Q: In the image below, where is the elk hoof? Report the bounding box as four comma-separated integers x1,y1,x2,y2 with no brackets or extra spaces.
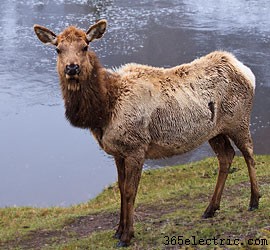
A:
114,232,122,239
202,205,219,218
116,241,129,247
202,213,214,219
249,194,261,211
248,205,259,211
202,210,215,218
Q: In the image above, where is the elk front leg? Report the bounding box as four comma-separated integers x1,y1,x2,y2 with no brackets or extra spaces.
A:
116,154,144,247
114,157,125,239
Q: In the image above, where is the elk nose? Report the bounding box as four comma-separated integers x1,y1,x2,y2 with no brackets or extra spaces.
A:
65,64,80,76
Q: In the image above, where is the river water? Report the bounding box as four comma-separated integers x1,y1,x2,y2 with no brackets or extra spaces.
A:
0,0,269,207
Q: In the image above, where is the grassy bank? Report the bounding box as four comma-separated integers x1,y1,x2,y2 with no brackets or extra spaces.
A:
0,155,270,249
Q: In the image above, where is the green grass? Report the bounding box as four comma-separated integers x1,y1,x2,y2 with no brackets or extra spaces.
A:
0,155,270,249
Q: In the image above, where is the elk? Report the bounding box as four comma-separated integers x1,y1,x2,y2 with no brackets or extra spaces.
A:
34,20,260,247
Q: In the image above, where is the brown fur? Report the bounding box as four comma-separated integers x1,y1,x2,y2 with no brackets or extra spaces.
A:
34,21,260,247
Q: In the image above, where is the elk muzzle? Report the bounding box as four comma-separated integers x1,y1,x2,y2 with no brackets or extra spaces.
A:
65,64,80,76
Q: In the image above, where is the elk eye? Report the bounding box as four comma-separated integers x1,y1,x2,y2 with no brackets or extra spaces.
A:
55,48,61,54
82,46,88,52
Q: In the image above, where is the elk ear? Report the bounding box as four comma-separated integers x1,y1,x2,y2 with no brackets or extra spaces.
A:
86,19,107,42
33,25,57,45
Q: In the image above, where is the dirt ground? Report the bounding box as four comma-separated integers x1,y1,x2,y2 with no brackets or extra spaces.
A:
2,200,183,249
2,177,269,250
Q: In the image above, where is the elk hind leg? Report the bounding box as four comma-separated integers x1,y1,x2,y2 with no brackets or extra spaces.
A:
230,131,261,211
203,134,235,218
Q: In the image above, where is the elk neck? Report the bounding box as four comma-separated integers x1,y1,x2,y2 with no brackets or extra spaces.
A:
59,51,119,134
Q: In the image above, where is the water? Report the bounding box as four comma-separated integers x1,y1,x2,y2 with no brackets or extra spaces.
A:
0,0,269,207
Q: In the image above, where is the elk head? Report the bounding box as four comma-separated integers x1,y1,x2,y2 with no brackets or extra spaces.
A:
33,20,107,91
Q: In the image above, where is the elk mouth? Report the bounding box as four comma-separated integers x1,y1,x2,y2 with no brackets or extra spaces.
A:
67,83,80,91
65,76,81,91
